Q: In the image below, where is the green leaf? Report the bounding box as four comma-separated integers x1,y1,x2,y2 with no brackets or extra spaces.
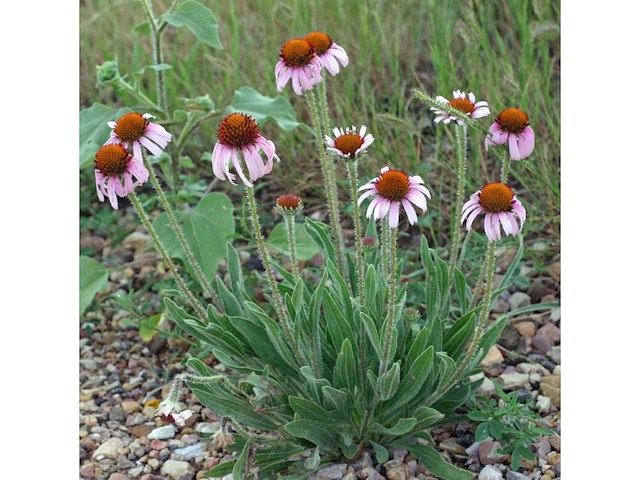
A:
266,222,320,261
371,442,389,464
372,417,417,436
226,86,302,131
163,0,223,48
466,411,488,422
153,192,235,282
232,441,249,480
304,447,321,469
284,419,336,449
404,444,473,480
79,255,109,315
475,423,489,442
139,313,161,341
79,103,130,168
488,418,503,440
133,63,173,78
379,362,401,401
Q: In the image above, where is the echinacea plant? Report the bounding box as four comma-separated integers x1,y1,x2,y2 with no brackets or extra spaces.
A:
85,4,546,478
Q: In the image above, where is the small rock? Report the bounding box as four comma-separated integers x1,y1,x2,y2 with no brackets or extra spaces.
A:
505,472,529,480
549,346,561,364
109,406,127,422
128,466,144,477
160,460,194,480
194,422,219,434
122,400,141,414
93,437,124,460
175,443,207,460
508,292,531,311
499,324,520,350
384,460,409,480
540,375,560,388
547,451,560,466
549,308,560,322
515,389,532,403
150,439,168,450
479,439,508,465
80,465,95,478
312,464,347,480
439,438,466,455
540,384,560,407
535,437,552,458
548,434,561,451
352,451,373,471
497,372,530,390
540,476,552,480
342,473,357,480
148,425,176,440
514,321,536,337
532,333,553,354
536,395,552,413
478,377,496,396
109,474,131,480
528,278,555,303
481,345,504,367
130,424,155,438
478,464,504,480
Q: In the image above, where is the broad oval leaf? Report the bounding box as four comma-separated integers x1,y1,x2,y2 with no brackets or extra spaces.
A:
79,103,130,168
80,255,109,315
226,86,302,131
163,0,223,48
266,222,320,261
152,192,235,283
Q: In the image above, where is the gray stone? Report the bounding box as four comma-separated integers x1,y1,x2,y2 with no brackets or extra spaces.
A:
92,437,123,460
479,439,508,465
194,422,220,434
508,292,531,311
109,406,127,422
312,464,348,480
147,424,176,440
506,472,530,480
549,346,561,364
497,372,530,390
352,451,373,471
160,459,194,480
478,465,504,480
174,442,207,460
550,308,561,322
384,460,409,480
439,438,466,455
536,395,552,414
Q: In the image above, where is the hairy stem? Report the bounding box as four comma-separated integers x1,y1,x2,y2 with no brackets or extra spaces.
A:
129,191,208,323
306,89,345,275
142,154,224,312
246,186,303,366
379,226,398,375
346,160,365,304
500,150,510,184
447,123,468,295
283,213,300,282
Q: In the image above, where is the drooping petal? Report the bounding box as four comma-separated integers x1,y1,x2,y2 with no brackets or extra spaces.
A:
388,202,400,228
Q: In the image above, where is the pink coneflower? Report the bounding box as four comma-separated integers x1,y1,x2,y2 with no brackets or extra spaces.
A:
275,38,324,95
211,113,279,187
431,90,490,125
325,125,375,159
94,144,149,210
485,108,535,160
105,112,172,160
156,402,193,428
460,183,526,242
358,166,431,228
304,32,349,76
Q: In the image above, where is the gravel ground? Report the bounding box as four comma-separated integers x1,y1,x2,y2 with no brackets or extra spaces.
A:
80,226,560,480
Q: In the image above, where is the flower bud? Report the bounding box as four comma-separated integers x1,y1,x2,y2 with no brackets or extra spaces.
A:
96,60,120,85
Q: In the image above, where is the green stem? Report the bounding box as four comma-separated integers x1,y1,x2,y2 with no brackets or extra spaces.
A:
142,154,224,312
246,186,303,366
116,78,163,112
305,89,345,275
428,241,496,404
447,123,468,294
500,150,510,184
379,227,398,375
381,217,390,278
283,213,300,282
141,0,167,115
346,160,365,304
128,191,208,323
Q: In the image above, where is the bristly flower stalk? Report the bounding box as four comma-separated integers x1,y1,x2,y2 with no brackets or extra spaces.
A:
142,153,224,311
128,191,208,324
447,123,469,292
275,195,303,283
246,186,303,366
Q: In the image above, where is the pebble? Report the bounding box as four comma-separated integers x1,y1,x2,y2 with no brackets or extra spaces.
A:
548,434,561,451
479,439,508,465
550,308,560,322
549,346,561,364
478,464,504,480
515,389,533,403
147,425,176,440
122,400,141,414
535,437,551,458
130,424,155,438
109,406,127,422
93,437,124,459
311,464,347,480
505,473,529,480
123,231,150,253
439,438,466,455
108,474,131,480
536,395,552,413
499,324,520,350
532,333,553,354
80,465,95,478
547,452,560,466
478,377,496,396
514,321,536,337
384,460,409,480
481,345,504,367
175,443,207,460
497,372,530,390
160,459,194,479
508,292,531,311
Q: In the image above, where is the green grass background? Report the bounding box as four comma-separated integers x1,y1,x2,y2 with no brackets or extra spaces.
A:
80,0,559,254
